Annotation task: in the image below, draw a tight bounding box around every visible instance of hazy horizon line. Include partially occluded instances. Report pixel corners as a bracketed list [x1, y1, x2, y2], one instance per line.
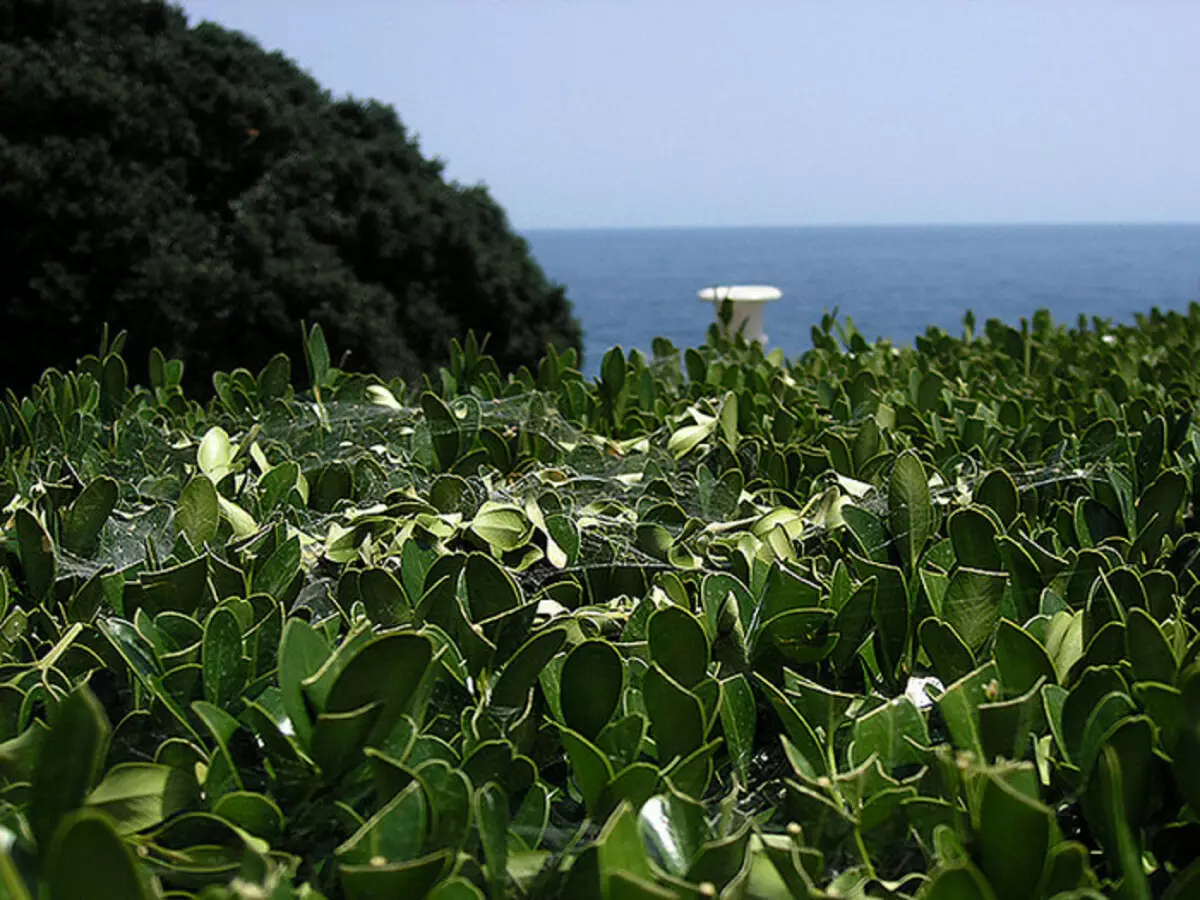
[521, 220, 1200, 233]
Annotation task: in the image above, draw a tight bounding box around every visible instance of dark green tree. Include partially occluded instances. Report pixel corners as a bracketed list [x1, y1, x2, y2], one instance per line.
[0, 0, 581, 391]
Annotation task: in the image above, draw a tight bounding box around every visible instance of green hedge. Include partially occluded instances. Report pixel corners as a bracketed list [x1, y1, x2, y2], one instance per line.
[1, 305, 1200, 898]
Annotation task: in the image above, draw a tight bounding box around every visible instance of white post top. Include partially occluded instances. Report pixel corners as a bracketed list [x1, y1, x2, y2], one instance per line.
[697, 285, 782, 344]
[697, 284, 782, 303]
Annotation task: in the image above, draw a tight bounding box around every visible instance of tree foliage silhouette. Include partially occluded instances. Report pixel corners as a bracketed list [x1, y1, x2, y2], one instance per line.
[0, 0, 581, 390]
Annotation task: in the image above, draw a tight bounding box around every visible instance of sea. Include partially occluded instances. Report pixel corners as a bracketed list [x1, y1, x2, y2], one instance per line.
[523, 224, 1200, 377]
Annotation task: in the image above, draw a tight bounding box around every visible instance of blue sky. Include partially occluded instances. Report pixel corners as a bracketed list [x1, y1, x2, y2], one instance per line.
[180, 1, 1199, 229]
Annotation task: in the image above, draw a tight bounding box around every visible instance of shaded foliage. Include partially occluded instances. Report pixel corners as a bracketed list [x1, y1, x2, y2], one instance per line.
[0, 0, 580, 391]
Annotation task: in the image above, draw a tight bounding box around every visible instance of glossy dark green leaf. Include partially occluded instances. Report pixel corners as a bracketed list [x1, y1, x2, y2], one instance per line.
[937, 662, 998, 759]
[560, 640, 622, 741]
[211, 790, 285, 843]
[86, 762, 198, 835]
[976, 470, 1018, 526]
[1125, 607, 1176, 684]
[61, 476, 118, 556]
[754, 674, 827, 778]
[919, 617, 976, 686]
[277, 617, 330, 747]
[754, 608, 837, 667]
[888, 451, 933, 572]
[45, 811, 151, 900]
[638, 789, 706, 878]
[201, 607, 246, 708]
[994, 619, 1056, 695]
[15, 508, 55, 601]
[338, 778, 428, 866]
[323, 632, 433, 746]
[647, 605, 709, 688]
[719, 673, 756, 786]
[490, 627, 567, 710]
[849, 696, 928, 771]
[252, 534, 301, 599]
[922, 862, 998, 900]
[559, 726, 614, 817]
[948, 507, 1001, 570]
[463, 552, 521, 622]
[941, 567, 1007, 652]
[31, 686, 110, 849]
[642, 665, 706, 766]
[475, 781, 509, 900]
[358, 567, 409, 627]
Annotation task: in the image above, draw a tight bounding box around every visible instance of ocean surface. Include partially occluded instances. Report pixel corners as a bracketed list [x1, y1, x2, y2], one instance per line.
[524, 225, 1200, 376]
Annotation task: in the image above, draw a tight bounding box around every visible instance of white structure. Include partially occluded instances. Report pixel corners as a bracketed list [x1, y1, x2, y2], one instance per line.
[697, 284, 782, 344]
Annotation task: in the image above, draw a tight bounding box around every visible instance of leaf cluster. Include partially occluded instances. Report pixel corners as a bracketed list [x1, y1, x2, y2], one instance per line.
[1, 304, 1200, 897]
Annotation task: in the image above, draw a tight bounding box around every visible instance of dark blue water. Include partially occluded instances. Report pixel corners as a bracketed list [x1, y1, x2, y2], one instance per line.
[524, 225, 1200, 376]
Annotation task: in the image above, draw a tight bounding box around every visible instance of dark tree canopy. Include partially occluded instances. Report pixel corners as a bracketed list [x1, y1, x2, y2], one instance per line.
[0, 0, 581, 391]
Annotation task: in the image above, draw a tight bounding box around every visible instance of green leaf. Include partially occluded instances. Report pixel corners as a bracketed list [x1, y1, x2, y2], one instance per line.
[1125, 607, 1176, 684]
[597, 802, 655, 888]
[754, 608, 838, 668]
[937, 662, 998, 759]
[253, 534, 301, 599]
[857, 555, 908, 680]
[469, 502, 532, 552]
[491, 627, 567, 710]
[176, 474, 220, 547]
[647, 605, 709, 688]
[475, 782, 509, 900]
[1090, 744, 1152, 900]
[277, 618, 331, 747]
[87, 763, 198, 835]
[420, 392, 459, 470]
[719, 674, 756, 786]
[305, 322, 332, 388]
[323, 632, 433, 746]
[947, 507, 1002, 570]
[642, 665, 706, 765]
[463, 553, 521, 622]
[638, 789, 707, 878]
[849, 696, 929, 771]
[979, 676, 1044, 760]
[217, 494, 258, 539]
[45, 811, 151, 900]
[15, 509, 55, 601]
[994, 619, 1056, 695]
[415, 760, 472, 851]
[921, 863, 998, 900]
[842, 505, 888, 563]
[919, 617, 975, 686]
[559, 726, 614, 816]
[976, 470, 1018, 526]
[832, 576, 877, 671]
[61, 476, 118, 556]
[202, 607, 247, 709]
[888, 451, 933, 572]
[668, 421, 716, 459]
[1133, 469, 1185, 560]
[560, 640, 623, 741]
[197, 426, 233, 482]
[601, 346, 627, 398]
[340, 852, 452, 900]
[1134, 415, 1165, 491]
[337, 779, 428, 865]
[31, 686, 110, 849]
[941, 568, 1007, 652]
[212, 790, 285, 843]
[754, 674, 827, 778]
[783, 671, 856, 746]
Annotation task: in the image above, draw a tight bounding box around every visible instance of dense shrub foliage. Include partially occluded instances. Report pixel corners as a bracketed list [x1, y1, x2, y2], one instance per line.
[0, 0, 580, 392]
[2, 304, 1200, 897]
